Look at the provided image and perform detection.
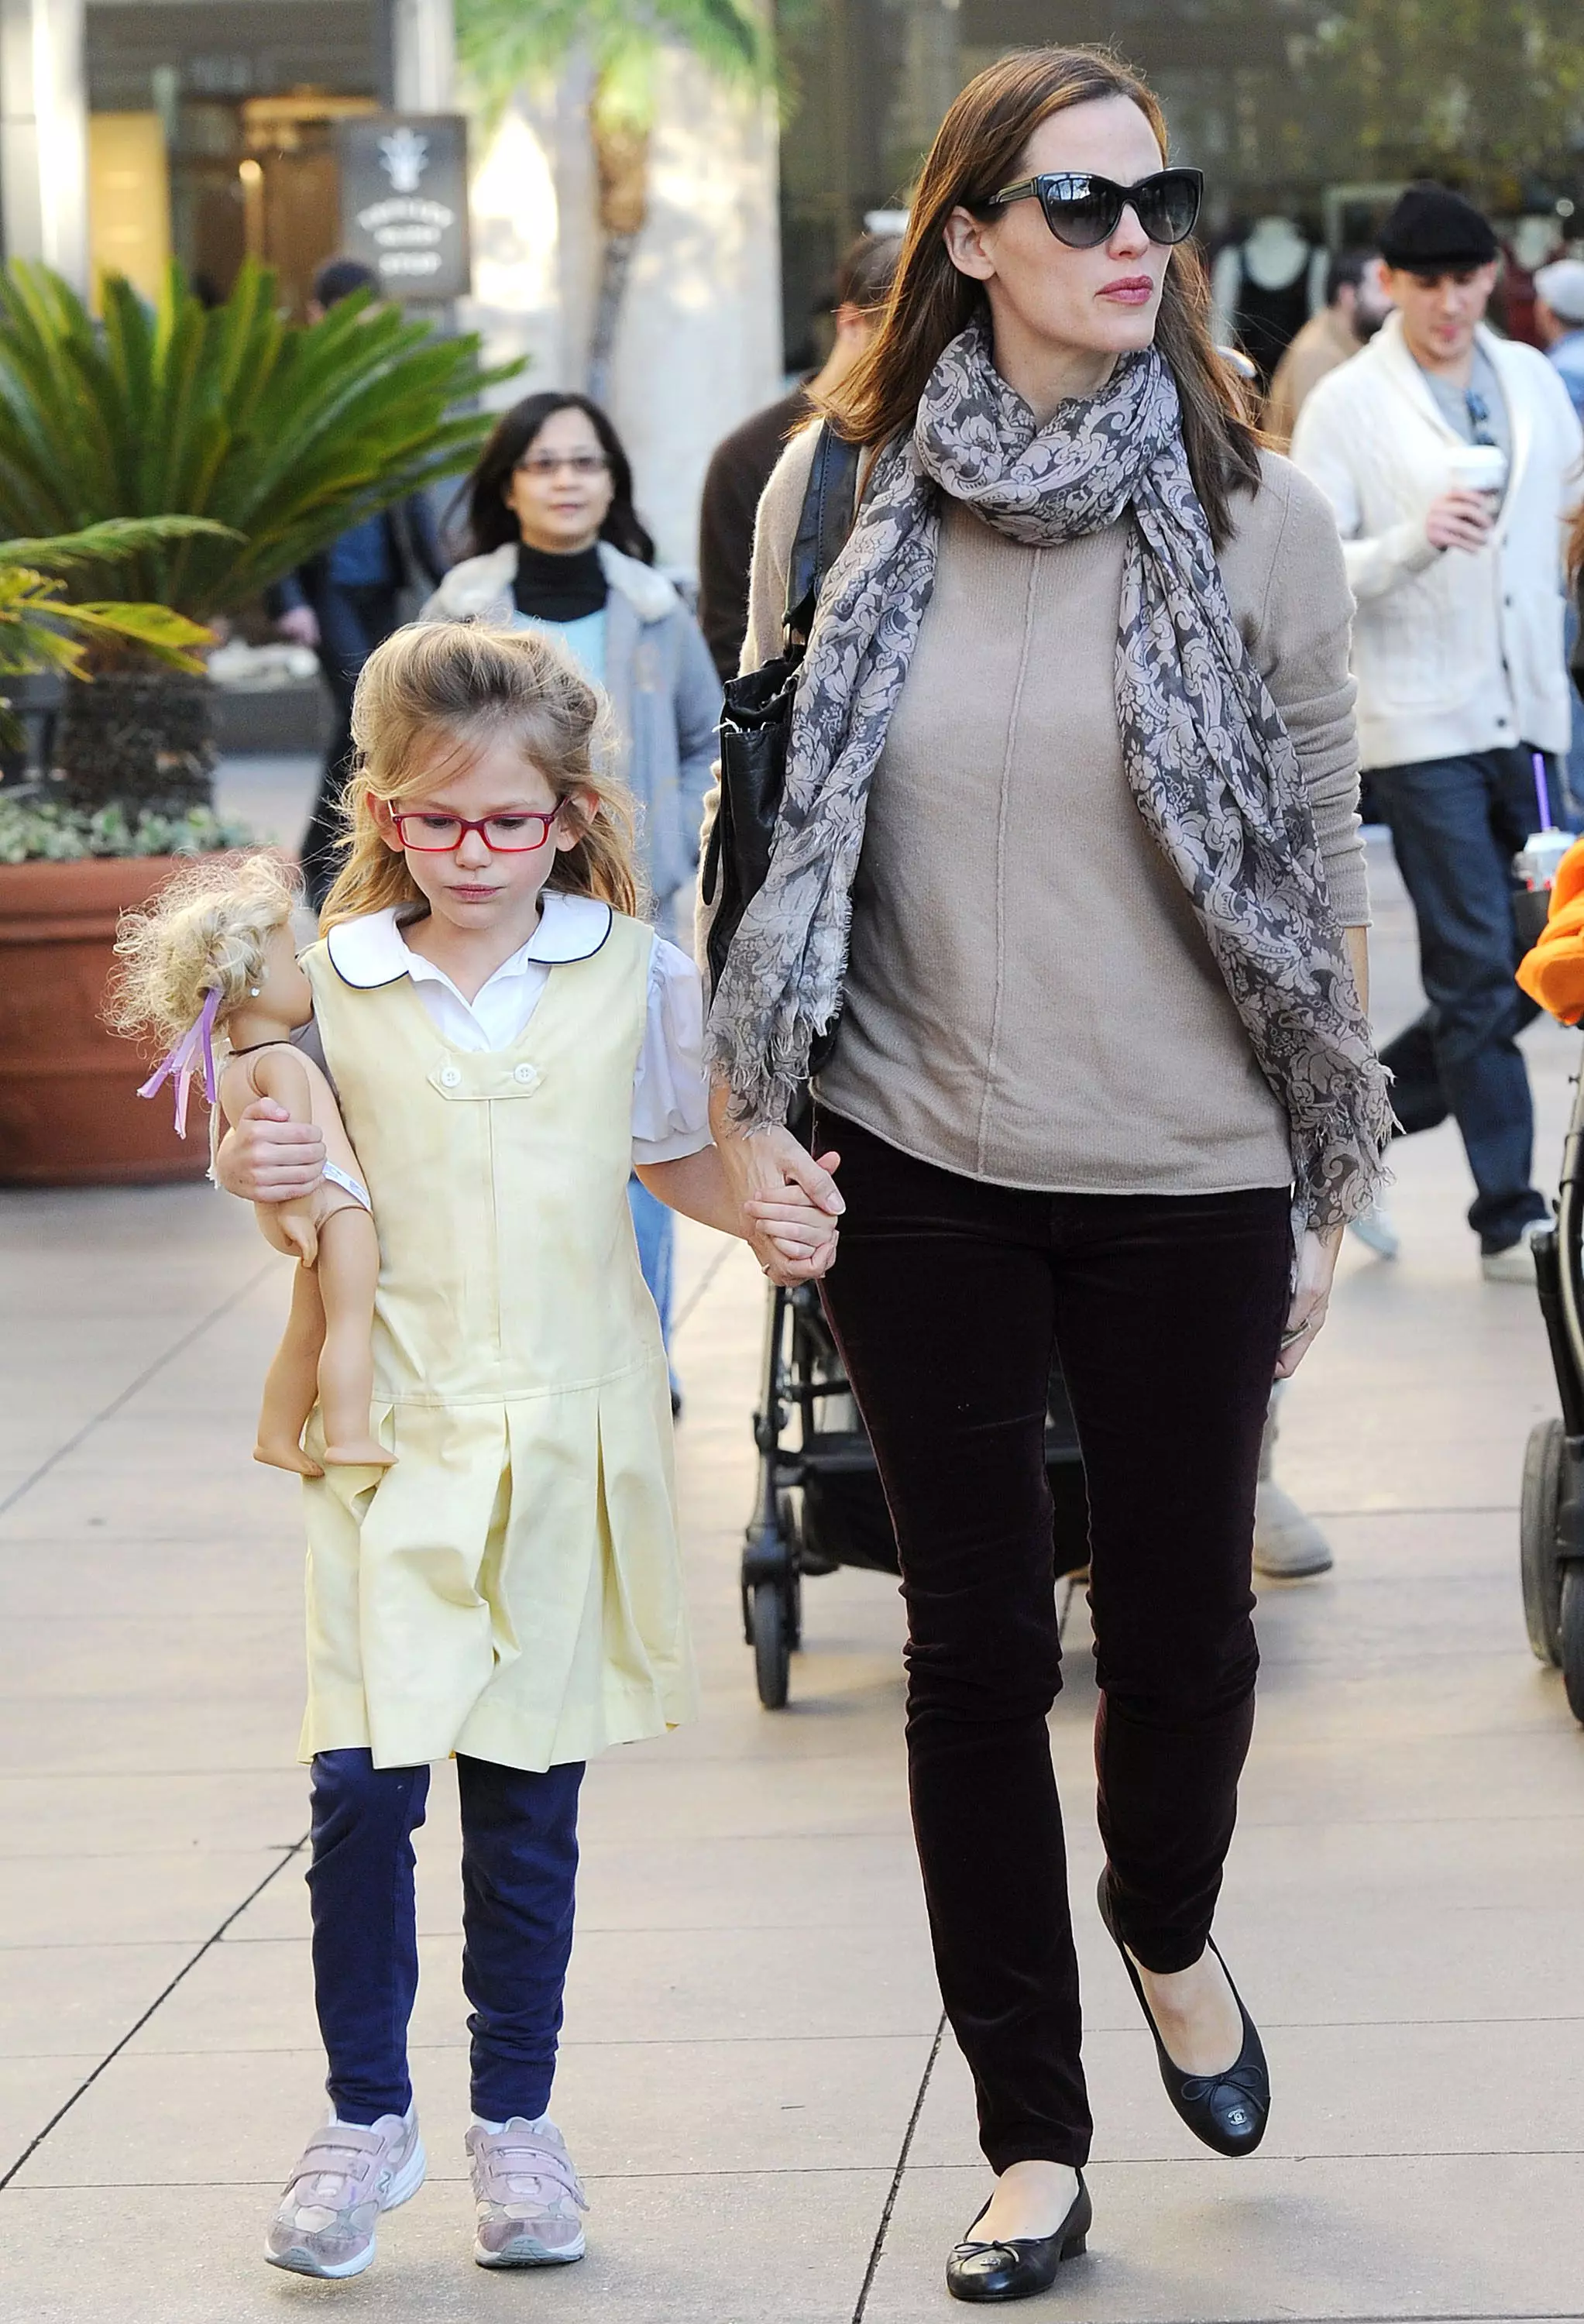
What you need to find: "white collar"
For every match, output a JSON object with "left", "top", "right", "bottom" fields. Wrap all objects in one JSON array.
[{"left": 326, "top": 893, "right": 614, "bottom": 989}]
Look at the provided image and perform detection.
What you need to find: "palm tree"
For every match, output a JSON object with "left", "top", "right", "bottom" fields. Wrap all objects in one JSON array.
[
  {"left": 0, "top": 260, "right": 519, "bottom": 824},
  {"left": 456, "top": 0, "right": 775, "bottom": 403}
]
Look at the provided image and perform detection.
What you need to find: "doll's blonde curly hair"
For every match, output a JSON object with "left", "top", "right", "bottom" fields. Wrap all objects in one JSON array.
[
  {"left": 321, "top": 621, "right": 645, "bottom": 928},
  {"left": 108, "top": 851, "right": 302, "bottom": 1057}
]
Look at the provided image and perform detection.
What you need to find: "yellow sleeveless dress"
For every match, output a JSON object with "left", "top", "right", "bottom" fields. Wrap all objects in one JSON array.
[{"left": 296, "top": 907, "right": 697, "bottom": 1772}]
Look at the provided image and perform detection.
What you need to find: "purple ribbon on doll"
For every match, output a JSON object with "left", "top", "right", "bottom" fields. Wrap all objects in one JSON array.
[{"left": 137, "top": 987, "right": 221, "bottom": 1137}]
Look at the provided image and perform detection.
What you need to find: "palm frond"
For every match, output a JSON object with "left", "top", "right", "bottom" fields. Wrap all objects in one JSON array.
[
  {"left": 0, "top": 517, "right": 238, "bottom": 572},
  {"left": 455, "top": 0, "right": 590, "bottom": 110},
  {"left": 650, "top": 0, "right": 772, "bottom": 86},
  {"left": 0, "top": 562, "right": 211, "bottom": 682},
  {"left": 54, "top": 602, "right": 213, "bottom": 671},
  {"left": 0, "top": 260, "right": 522, "bottom": 620},
  {"left": 456, "top": 0, "right": 773, "bottom": 120}
]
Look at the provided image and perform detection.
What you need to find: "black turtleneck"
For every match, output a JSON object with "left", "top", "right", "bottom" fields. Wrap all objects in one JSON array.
[{"left": 512, "top": 540, "right": 607, "bottom": 623}]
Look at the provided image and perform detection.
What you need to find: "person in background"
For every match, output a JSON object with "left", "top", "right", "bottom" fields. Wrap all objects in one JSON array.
[
  {"left": 1292, "top": 183, "right": 1584, "bottom": 1282},
  {"left": 1534, "top": 258, "right": 1584, "bottom": 422},
  {"left": 422, "top": 393, "right": 720, "bottom": 1405},
  {"left": 1263, "top": 249, "right": 1390, "bottom": 450},
  {"left": 696, "top": 230, "right": 902, "bottom": 680},
  {"left": 273, "top": 258, "right": 445, "bottom": 906},
  {"left": 1255, "top": 255, "right": 1396, "bottom": 1580},
  {"left": 1535, "top": 258, "right": 1584, "bottom": 823}
]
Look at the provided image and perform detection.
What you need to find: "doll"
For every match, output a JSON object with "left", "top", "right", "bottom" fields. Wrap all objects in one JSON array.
[{"left": 111, "top": 852, "right": 391, "bottom": 1476}]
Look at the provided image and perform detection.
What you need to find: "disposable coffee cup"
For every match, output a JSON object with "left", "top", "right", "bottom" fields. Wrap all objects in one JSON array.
[
  {"left": 1447, "top": 442, "right": 1508, "bottom": 499},
  {"left": 1515, "top": 828, "right": 1573, "bottom": 892},
  {"left": 1513, "top": 825, "right": 1573, "bottom": 946}
]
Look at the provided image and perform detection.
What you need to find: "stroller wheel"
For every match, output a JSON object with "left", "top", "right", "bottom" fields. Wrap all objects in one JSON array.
[
  {"left": 751, "top": 1581, "right": 792, "bottom": 1710},
  {"left": 777, "top": 1496, "right": 805, "bottom": 1649},
  {"left": 1520, "top": 1418, "right": 1565, "bottom": 1667},
  {"left": 1561, "top": 1570, "right": 1584, "bottom": 1724}
]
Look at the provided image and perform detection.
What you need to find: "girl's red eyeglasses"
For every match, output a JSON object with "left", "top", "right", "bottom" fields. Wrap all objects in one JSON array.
[{"left": 391, "top": 804, "right": 565, "bottom": 854}]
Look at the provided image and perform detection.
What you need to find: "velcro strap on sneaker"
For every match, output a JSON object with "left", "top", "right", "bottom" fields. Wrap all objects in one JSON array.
[
  {"left": 286, "top": 2124, "right": 387, "bottom": 2198},
  {"left": 485, "top": 2140, "right": 588, "bottom": 2212}
]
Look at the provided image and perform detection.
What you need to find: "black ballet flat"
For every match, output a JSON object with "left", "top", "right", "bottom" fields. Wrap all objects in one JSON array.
[
  {"left": 1097, "top": 1871, "right": 1270, "bottom": 2158},
  {"left": 945, "top": 2172, "right": 1091, "bottom": 2304}
]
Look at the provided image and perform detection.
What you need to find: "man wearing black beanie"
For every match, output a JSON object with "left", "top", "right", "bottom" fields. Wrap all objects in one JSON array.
[{"left": 1292, "top": 183, "right": 1583, "bottom": 1280}]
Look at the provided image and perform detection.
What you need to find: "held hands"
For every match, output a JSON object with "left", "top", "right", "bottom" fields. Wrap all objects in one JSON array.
[
  {"left": 215, "top": 1098, "right": 327, "bottom": 1203},
  {"left": 1424, "top": 489, "right": 1493, "bottom": 554},
  {"left": 745, "top": 1150, "right": 844, "bottom": 1284},
  {"left": 1275, "top": 1226, "right": 1343, "bottom": 1378},
  {"left": 710, "top": 1101, "right": 845, "bottom": 1287}
]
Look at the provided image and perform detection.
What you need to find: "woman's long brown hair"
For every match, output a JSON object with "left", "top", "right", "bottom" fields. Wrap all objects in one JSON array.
[{"left": 823, "top": 45, "right": 1261, "bottom": 548}]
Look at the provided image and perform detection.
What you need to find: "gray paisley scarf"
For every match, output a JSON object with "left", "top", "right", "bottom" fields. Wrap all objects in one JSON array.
[{"left": 706, "top": 317, "right": 1392, "bottom": 1232}]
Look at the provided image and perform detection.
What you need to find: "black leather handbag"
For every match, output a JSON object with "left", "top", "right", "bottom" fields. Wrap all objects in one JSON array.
[{"left": 701, "top": 425, "right": 862, "bottom": 1014}]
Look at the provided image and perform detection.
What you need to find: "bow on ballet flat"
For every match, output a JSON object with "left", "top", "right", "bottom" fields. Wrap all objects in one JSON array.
[{"left": 137, "top": 987, "right": 221, "bottom": 1137}]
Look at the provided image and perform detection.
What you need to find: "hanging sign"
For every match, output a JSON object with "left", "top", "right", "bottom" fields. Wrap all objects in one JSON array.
[{"left": 335, "top": 114, "right": 471, "bottom": 300}]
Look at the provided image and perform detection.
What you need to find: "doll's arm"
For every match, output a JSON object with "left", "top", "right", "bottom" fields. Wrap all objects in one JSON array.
[
  {"left": 237, "top": 1050, "right": 321, "bottom": 1265},
  {"left": 215, "top": 1100, "right": 327, "bottom": 1202}
]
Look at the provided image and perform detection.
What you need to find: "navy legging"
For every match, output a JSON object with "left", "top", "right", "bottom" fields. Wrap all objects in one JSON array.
[{"left": 306, "top": 1748, "right": 583, "bottom": 2126}]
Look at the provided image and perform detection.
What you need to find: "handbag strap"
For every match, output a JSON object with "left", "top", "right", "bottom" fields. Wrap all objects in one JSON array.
[{"left": 783, "top": 424, "right": 862, "bottom": 647}]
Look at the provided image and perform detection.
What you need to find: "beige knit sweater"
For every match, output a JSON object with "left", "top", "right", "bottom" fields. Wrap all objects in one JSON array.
[{"left": 733, "top": 425, "right": 1366, "bottom": 1195}]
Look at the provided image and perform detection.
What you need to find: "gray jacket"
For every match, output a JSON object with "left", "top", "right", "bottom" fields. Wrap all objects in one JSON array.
[{"left": 421, "top": 541, "right": 721, "bottom": 906}]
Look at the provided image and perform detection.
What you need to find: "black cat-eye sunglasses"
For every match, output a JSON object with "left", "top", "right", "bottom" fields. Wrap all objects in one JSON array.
[{"left": 988, "top": 167, "right": 1204, "bottom": 249}]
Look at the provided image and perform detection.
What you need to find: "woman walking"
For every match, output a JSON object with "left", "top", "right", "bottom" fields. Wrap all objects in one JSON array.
[
  {"left": 425, "top": 394, "right": 720, "bottom": 1387},
  {"left": 706, "top": 46, "right": 1390, "bottom": 2302}
]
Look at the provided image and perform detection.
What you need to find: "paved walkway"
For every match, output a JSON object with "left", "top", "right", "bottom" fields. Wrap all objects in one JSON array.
[{"left": 2, "top": 796, "right": 1583, "bottom": 2321}]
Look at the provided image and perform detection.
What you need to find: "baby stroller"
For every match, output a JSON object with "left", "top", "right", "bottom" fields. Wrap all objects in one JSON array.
[
  {"left": 740, "top": 1274, "right": 1092, "bottom": 1708},
  {"left": 1521, "top": 1047, "right": 1584, "bottom": 1721}
]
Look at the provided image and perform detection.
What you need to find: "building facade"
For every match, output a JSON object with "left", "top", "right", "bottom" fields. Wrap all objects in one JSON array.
[
  {"left": 0, "top": 2, "right": 455, "bottom": 317},
  {"left": 779, "top": 0, "right": 1584, "bottom": 369},
  {"left": 0, "top": 0, "right": 780, "bottom": 570}
]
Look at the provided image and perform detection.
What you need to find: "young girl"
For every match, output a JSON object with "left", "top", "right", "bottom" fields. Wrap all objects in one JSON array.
[{"left": 214, "top": 621, "right": 840, "bottom": 2281}]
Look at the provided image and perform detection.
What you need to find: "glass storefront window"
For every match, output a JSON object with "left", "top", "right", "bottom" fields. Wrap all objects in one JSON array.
[{"left": 84, "top": 1, "right": 385, "bottom": 314}]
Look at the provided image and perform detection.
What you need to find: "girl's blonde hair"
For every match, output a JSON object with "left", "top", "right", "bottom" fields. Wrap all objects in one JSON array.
[
  {"left": 108, "top": 851, "right": 301, "bottom": 1055},
  {"left": 321, "top": 622, "right": 644, "bottom": 929}
]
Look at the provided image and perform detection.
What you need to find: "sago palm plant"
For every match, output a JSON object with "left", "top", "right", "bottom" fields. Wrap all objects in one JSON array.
[
  {"left": 0, "top": 260, "right": 518, "bottom": 826},
  {"left": 0, "top": 517, "right": 222, "bottom": 731},
  {"left": 456, "top": 0, "right": 774, "bottom": 401},
  {"left": 0, "top": 516, "right": 239, "bottom": 862}
]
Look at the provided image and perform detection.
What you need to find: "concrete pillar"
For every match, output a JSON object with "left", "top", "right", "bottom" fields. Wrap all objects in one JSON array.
[
  {"left": 392, "top": 0, "right": 455, "bottom": 113},
  {"left": 0, "top": 0, "right": 88, "bottom": 288},
  {"left": 610, "top": 49, "right": 782, "bottom": 571},
  {"left": 461, "top": 45, "right": 782, "bottom": 574},
  {"left": 463, "top": 59, "right": 598, "bottom": 417}
]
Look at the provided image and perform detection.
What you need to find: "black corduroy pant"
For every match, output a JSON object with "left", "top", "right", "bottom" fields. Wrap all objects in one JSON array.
[{"left": 813, "top": 1110, "right": 1291, "bottom": 2171}]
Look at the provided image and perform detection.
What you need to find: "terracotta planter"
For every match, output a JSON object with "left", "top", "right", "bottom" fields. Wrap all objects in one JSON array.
[{"left": 0, "top": 855, "right": 209, "bottom": 1185}]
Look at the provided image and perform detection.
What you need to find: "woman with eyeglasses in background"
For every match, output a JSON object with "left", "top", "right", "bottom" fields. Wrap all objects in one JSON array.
[
  {"left": 426, "top": 394, "right": 722, "bottom": 1399},
  {"left": 703, "top": 45, "right": 1390, "bottom": 2299}
]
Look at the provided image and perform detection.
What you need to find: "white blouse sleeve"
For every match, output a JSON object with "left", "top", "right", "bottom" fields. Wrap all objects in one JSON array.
[{"left": 632, "top": 937, "right": 713, "bottom": 1164}]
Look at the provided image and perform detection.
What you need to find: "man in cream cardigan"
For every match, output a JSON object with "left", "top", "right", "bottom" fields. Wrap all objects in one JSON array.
[{"left": 1292, "top": 184, "right": 1583, "bottom": 1281}]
